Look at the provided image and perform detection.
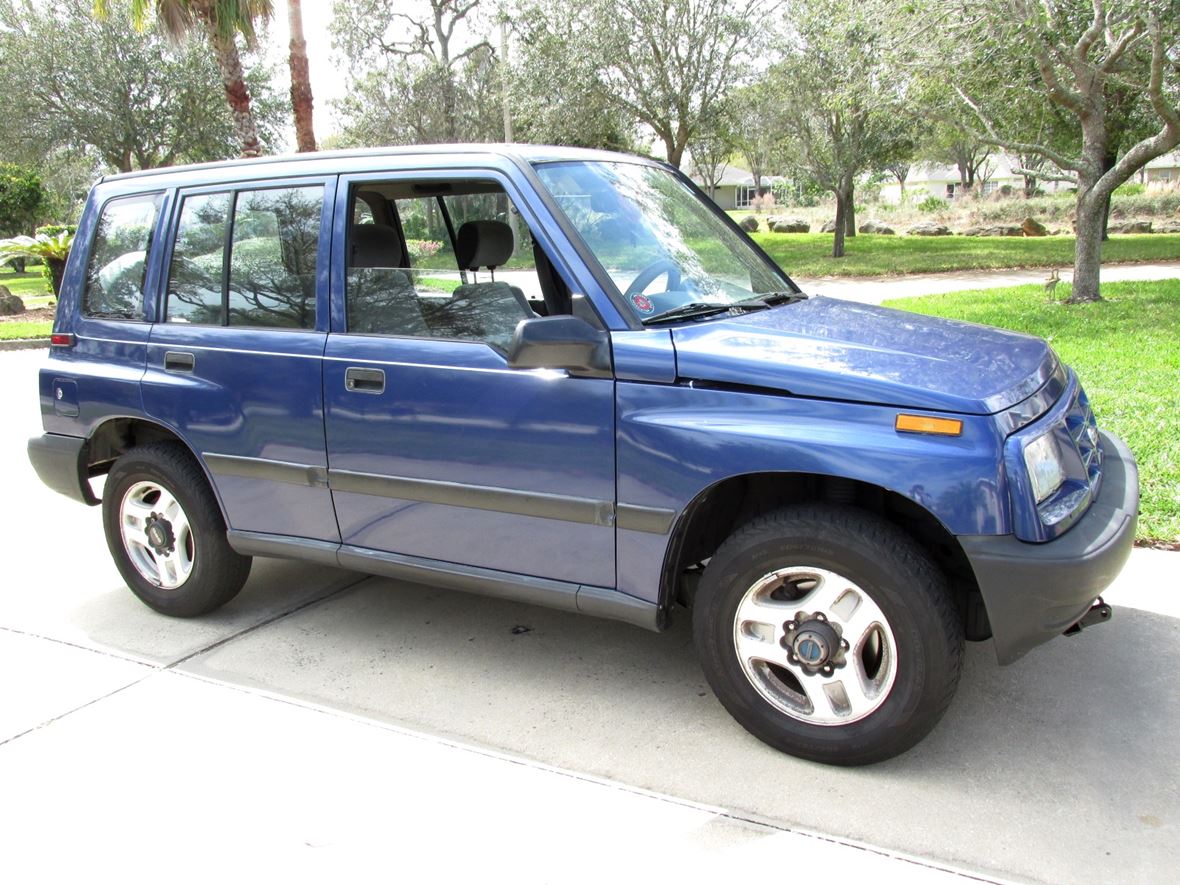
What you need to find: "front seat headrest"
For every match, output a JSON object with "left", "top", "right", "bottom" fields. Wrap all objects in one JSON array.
[
  {"left": 351, "top": 223, "right": 401, "bottom": 268},
  {"left": 456, "top": 220, "right": 515, "bottom": 271}
]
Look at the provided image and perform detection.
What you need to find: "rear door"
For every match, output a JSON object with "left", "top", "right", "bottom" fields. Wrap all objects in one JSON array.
[
  {"left": 141, "top": 176, "right": 339, "bottom": 543},
  {"left": 322, "top": 169, "right": 617, "bottom": 587}
]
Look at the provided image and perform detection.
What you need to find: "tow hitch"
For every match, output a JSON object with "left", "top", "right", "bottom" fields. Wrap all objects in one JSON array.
[{"left": 1064, "top": 597, "right": 1112, "bottom": 636}]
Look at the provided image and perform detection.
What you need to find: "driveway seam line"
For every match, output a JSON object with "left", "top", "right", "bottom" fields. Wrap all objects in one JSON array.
[
  {"left": 161, "top": 573, "right": 372, "bottom": 671},
  {"left": 0, "top": 574, "right": 371, "bottom": 748},
  {"left": 167, "top": 667, "right": 1011, "bottom": 885}
]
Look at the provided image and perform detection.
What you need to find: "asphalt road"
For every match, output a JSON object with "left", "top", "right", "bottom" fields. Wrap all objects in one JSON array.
[{"left": 2, "top": 348, "right": 1176, "bottom": 884}]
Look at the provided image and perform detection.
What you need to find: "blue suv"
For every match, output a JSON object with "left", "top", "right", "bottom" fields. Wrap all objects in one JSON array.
[{"left": 28, "top": 146, "right": 1138, "bottom": 764}]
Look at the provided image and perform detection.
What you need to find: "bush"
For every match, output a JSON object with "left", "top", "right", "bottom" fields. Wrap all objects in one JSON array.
[
  {"left": 917, "top": 195, "right": 949, "bottom": 213},
  {"left": 1114, "top": 182, "right": 1146, "bottom": 197}
]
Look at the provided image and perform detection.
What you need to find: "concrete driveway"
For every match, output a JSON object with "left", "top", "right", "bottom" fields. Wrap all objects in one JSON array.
[{"left": 2, "top": 348, "right": 1176, "bottom": 884}]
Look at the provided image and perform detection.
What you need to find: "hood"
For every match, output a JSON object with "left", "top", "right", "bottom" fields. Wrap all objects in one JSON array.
[{"left": 671, "top": 296, "right": 1057, "bottom": 414}]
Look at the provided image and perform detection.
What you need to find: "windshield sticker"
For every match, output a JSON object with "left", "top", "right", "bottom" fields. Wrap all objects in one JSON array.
[{"left": 631, "top": 294, "right": 654, "bottom": 313}]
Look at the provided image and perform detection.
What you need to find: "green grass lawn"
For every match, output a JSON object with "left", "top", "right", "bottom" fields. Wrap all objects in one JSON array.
[
  {"left": 0, "top": 267, "right": 52, "bottom": 300},
  {"left": 752, "top": 232, "right": 1180, "bottom": 278},
  {"left": 0, "top": 268, "right": 54, "bottom": 339},
  {"left": 886, "top": 279, "right": 1180, "bottom": 543}
]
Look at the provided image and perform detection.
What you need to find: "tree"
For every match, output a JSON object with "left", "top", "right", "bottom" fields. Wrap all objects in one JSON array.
[
  {"left": 768, "top": 0, "right": 914, "bottom": 257},
  {"left": 0, "top": 164, "right": 44, "bottom": 239},
  {"left": 333, "top": 0, "right": 495, "bottom": 144},
  {"left": 728, "top": 81, "right": 780, "bottom": 196},
  {"left": 927, "top": 0, "right": 1180, "bottom": 302},
  {"left": 97, "top": 0, "right": 275, "bottom": 159},
  {"left": 506, "top": 1, "right": 638, "bottom": 150},
  {"left": 516, "top": 0, "right": 764, "bottom": 168},
  {"left": 287, "top": 0, "right": 316, "bottom": 151},
  {"left": 688, "top": 116, "right": 736, "bottom": 200},
  {"left": 0, "top": 0, "right": 282, "bottom": 174}
]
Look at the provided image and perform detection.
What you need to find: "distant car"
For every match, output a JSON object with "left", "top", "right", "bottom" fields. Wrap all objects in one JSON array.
[{"left": 28, "top": 145, "right": 1137, "bottom": 764}]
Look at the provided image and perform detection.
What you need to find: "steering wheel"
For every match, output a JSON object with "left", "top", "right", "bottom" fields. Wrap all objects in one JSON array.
[{"left": 623, "top": 258, "right": 682, "bottom": 299}]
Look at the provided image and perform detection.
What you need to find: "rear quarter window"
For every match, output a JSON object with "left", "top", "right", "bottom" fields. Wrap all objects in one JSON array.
[{"left": 83, "top": 193, "right": 163, "bottom": 319}]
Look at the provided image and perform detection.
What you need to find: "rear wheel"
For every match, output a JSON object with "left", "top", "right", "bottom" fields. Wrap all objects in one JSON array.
[
  {"left": 693, "top": 504, "right": 963, "bottom": 765},
  {"left": 102, "top": 443, "right": 251, "bottom": 617}
]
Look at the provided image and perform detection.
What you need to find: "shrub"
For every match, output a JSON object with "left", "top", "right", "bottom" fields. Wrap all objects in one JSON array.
[
  {"left": 407, "top": 239, "right": 442, "bottom": 263},
  {"left": 1114, "top": 182, "right": 1145, "bottom": 197},
  {"left": 917, "top": 195, "right": 949, "bottom": 212}
]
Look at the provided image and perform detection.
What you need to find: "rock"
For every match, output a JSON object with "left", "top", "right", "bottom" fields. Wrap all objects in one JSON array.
[
  {"left": 858, "top": 220, "right": 894, "bottom": 235},
  {"left": 820, "top": 219, "right": 838, "bottom": 233},
  {"left": 0, "top": 287, "right": 24, "bottom": 316},
  {"left": 738, "top": 215, "right": 760, "bottom": 232},
  {"left": 1155, "top": 220, "right": 1180, "bottom": 233},
  {"left": 962, "top": 224, "right": 1023, "bottom": 237},
  {"left": 771, "top": 217, "right": 810, "bottom": 233},
  {"left": 1021, "top": 217, "right": 1049, "bottom": 237},
  {"left": 1108, "top": 219, "right": 1152, "bottom": 234},
  {"left": 907, "top": 222, "right": 952, "bottom": 237}
]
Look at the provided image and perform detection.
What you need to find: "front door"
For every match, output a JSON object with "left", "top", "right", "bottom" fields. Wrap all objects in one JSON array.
[{"left": 322, "top": 171, "right": 616, "bottom": 587}]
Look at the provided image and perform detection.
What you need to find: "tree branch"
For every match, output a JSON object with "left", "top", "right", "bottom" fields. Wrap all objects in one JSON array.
[{"left": 955, "top": 85, "right": 1083, "bottom": 172}]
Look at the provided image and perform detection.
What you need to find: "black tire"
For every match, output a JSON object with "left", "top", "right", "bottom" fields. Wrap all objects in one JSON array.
[
  {"left": 102, "top": 442, "right": 251, "bottom": 617},
  {"left": 693, "top": 504, "right": 964, "bottom": 766}
]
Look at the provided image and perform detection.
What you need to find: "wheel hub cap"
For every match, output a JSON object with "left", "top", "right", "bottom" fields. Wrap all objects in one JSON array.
[
  {"left": 145, "top": 515, "right": 174, "bottom": 554},
  {"left": 790, "top": 619, "right": 839, "bottom": 669}
]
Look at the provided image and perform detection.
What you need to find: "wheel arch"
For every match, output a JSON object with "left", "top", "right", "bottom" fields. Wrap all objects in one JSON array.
[
  {"left": 659, "top": 471, "right": 989, "bottom": 641},
  {"left": 84, "top": 416, "right": 228, "bottom": 522}
]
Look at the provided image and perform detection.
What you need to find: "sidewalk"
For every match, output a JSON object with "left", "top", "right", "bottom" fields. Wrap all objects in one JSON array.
[
  {"left": 797, "top": 260, "right": 1180, "bottom": 304},
  {"left": 0, "top": 635, "right": 993, "bottom": 884}
]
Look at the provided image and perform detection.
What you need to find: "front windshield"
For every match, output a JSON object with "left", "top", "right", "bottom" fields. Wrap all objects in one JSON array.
[{"left": 534, "top": 160, "right": 792, "bottom": 321}]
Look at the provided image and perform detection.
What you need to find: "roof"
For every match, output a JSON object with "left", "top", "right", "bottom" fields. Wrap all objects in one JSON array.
[
  {"left": 101, "top": 143, "right": 664, "bottom": 185},
  {"left": 691, "top": 164, "right": 786, "bottom": 188}
]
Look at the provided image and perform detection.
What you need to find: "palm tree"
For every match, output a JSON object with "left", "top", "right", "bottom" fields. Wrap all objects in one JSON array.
[
  {"left": 286, "top": 0, "right": 316, "bottom": 152},
  {"left": 95, "top": 1, "right": 273, "bottom": 159}
]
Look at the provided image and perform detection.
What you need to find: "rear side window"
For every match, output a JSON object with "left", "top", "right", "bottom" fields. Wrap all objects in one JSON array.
[
  {"left": 167, "top": 185, "right": 323, "bottom": 328},
  {"left": 84, "top": 193, "right": 162, "bottom": 319}
]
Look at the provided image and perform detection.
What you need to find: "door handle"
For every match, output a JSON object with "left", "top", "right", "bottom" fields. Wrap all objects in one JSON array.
[
  {"left": 164, "top": 351, "right": 195, "bottom": 373},
  {"left": 345, "top": 366, "right": 385, "bottom": 394}
]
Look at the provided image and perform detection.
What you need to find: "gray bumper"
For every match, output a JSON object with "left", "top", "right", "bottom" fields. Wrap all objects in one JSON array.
[
  {"left": 27, "top": 433, "right": 98, "bottom": 506},
  {"left": 959, "top": 431, "right": 1138, "bottom": 665}
]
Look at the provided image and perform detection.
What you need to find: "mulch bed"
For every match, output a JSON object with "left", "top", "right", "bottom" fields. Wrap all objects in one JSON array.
[{"left": 0, "top": 307, "right": 55, "bottom": 323}]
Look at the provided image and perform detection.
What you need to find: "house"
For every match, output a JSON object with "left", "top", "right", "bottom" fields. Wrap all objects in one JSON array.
[
  {"left": 690, "top": 164, "right": 788, "bottom": 210},
  {"left": 878, "top": 155, "right": 1043, "bottom": 203},
  {"left": 1141, "top": 151, "right": 1179, "bottom": 187}
]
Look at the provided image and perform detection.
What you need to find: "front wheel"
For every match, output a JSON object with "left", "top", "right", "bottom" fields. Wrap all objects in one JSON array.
[
  {"left": 102, "top": 442, "right": 251, "bottom": 617},
  {"left": 693, "top": 505, "right": 964, "bottom": 765}
]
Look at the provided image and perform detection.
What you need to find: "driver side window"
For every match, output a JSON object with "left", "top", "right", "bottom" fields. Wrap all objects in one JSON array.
[{"left": 343, "top": 180, "right": 598, "bottom": 348}]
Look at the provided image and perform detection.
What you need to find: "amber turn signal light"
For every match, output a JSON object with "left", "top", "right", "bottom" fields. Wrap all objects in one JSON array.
[{"left": 895, "top": 414, "right": 963, "bottom": 436}]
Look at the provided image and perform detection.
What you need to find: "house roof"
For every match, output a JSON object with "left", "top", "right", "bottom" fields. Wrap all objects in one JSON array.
[{"left": 691, "top": 164, "right": 785, "bottom": 188}]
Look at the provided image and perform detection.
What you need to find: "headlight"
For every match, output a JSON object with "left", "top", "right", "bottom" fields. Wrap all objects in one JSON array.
[{"left": 1023, "top": 432, "right": 1065, "bottom": 503}]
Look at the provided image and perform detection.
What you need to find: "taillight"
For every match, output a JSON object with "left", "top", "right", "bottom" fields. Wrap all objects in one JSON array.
[{"left": 50, "top": 333, "right": 76, "bottom": 347}]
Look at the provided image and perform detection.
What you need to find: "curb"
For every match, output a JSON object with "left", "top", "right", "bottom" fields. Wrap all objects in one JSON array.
[{"left": 0, "top": 338, "right": 49, "bottom": 352}]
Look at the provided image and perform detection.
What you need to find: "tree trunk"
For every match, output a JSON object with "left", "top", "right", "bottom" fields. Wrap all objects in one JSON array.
[
  {"left": 1098, "top": 150, "right": 1117, "bottom": 241},
  {"left": 832, "top": 189, "right": 847, "bottom": 258},
  {"left": 46, "top": 258, "right": 66, "bottom": 297},
  {"left": 1070, "top": 191, "right": 1104, "bottom": 304},
  {"left": 209, "top": 30, "right": 264, "bottom": 158},
  {"left": 844, "top": 180, "right": 856, "bottom": 237},
  {"left": 287, "top": 0, "right": 316, "bottom": 153}
]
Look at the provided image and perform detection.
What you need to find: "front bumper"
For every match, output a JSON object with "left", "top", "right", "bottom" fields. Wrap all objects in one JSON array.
[
  {"left": 28, "top": 433, "right": 98, "bottom": 506},
  {"left": 959, "top": 431, "right": 1138, "bottom": 664}
]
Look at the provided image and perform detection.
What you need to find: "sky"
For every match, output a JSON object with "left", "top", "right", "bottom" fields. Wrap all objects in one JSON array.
[{"left": 261, "top": 2, "right": 350, "bottom": 146}]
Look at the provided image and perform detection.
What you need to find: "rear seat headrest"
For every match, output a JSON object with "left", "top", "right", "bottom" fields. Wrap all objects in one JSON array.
[
  {"left": 351, "top": 223, "right": 401, "bottom": 268},
  {"left": 456, "top": 220, "right": 515, "bottom": 271}
]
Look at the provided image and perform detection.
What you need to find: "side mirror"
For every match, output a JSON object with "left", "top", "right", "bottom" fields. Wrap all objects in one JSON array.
[{"left": 506, "top": 315, "right": 612, "bottom": 377}]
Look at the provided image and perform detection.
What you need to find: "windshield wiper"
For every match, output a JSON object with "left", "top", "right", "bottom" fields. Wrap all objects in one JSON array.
[
  {"left": 640, "top": 301, "right": 736, "bottom": 325},
  {"left": 735, "top": 290, "right": 809, "bottom": 308}
]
